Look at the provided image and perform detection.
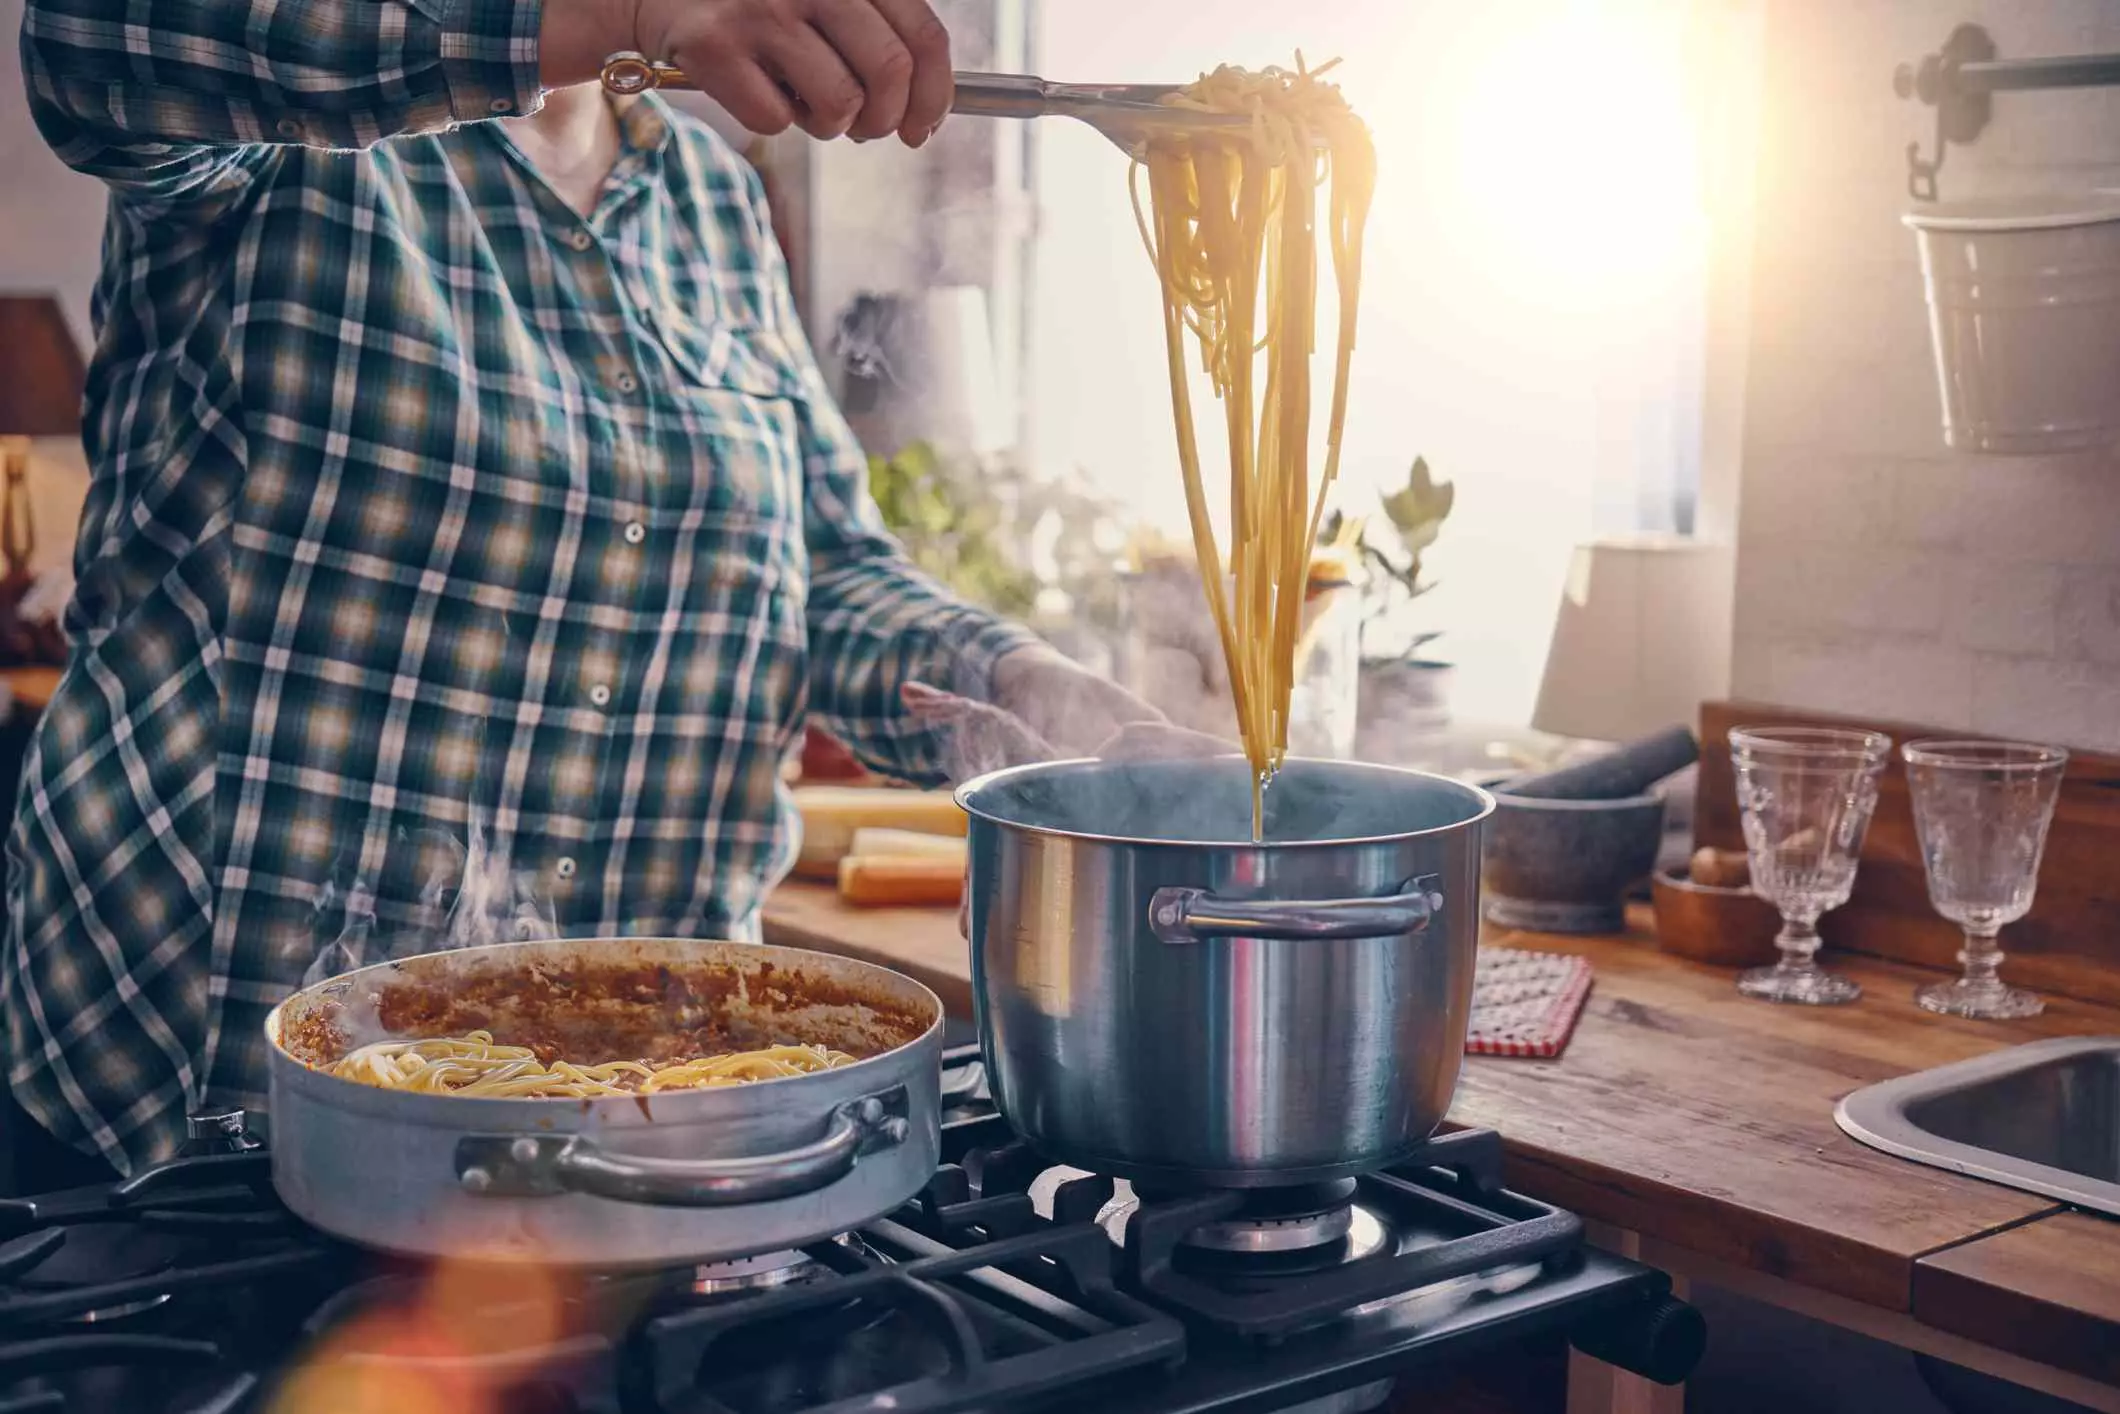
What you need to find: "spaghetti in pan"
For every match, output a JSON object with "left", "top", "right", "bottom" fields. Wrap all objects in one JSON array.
[{"left": 329, "top": 1031, "right": 856, "bottom": 1097}]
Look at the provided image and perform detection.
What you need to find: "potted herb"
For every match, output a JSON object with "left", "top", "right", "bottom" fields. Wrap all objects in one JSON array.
[
  {"left": 1321, "top": 456, "right": 1458, "bottom": 729},
  {"left": 801, "top": 441, "right": 1134, "bottom": 781}
]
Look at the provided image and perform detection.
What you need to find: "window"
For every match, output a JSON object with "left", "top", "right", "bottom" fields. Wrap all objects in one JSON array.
[{"left": 1022, "top": 0, "right": 1757, "bottom": 724}]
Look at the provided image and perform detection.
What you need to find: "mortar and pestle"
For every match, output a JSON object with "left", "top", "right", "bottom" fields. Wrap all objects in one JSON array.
[{"left": 1482, "top": 725, "right": 1698, "bottom": 934}]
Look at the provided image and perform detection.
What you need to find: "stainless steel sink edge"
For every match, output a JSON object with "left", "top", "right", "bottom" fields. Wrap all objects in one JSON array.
[{"left": 1833, "top": 1035, "right": 2120, "bottom": 1220}]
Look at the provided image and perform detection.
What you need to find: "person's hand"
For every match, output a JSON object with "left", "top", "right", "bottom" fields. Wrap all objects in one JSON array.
[
  {"left": 900, "top": 657, "right": 1231, "bottom": 941},
  {"left": 986, "top": 646, "right": 1183, "bottom": 758},
  {"left": 629, "top": 0, "right": 953, "bottom": 145}
]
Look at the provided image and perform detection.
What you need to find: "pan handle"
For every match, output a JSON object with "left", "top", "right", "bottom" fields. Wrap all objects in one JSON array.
[
  {"left": 1149, "top": 880, "right": 1443, "bottom": 943},
  {"left": 454, "top": 1089, "right": 911, "bottom": 1207}
]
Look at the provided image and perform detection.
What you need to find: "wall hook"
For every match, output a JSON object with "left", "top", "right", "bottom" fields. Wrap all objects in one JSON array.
[{"left": 1894, "top": 23, "right": 1997, "bottom": 203}]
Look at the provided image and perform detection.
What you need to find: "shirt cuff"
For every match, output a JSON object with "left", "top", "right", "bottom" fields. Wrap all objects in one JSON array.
[
  {"left": 930, "top": 610, "right": 1045, "bottom": 703},
  {"left": 436, "top": 0, "right": 547, "bottom": 124}
]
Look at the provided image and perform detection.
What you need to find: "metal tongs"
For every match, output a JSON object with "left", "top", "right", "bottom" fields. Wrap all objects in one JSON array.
[{"left": 598, "top": 55, "right": 1253, "bottom": 153}]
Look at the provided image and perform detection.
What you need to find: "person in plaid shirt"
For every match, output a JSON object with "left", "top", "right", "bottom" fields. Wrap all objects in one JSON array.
[{"left": 5, "top": 0, "right": 1171, "bottom": 1184}]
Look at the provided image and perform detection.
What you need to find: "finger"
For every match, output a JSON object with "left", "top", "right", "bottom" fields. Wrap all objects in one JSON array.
[
  {"left": 810, "top": 0, "right": 914, "bottom": 142},
  {"left": 762, "top": 22, "right": 865, "bottom": 140},
  {"left": 686, "top": 54, "right": 798, "bottom": 135},
  {"left": 901, "top": 682, "right": 1055, "bottom": 775},
  {"left": 866, "top": 0, "right": 953, "bottom": 143},
  {"left": 901, "top": 680, "right": 976, "bottom": 721}
]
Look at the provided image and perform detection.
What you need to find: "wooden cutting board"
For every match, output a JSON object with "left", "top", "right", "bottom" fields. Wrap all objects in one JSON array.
[{"left": 761, "top": 885, "right": 974, "bottom": 1019}]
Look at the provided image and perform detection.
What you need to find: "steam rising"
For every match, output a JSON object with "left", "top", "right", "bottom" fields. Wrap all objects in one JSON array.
[
  {"left": 301, "top": 739, "right": 557, "bottom": 992},
  {"left": 918, "top": 658, "right": 1485, "bottom": 845},
  {"left": 959, "top": 756, "right": 1456, "bottom": 846}
]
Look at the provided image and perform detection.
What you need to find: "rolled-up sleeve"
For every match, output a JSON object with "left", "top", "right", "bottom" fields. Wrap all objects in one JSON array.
[
  {"left": 20, "top": 0, "right": 544, "bottom": 207},
  {"left": 733, "top": 174, "right": 1040, "bottom": 784},
  {"left": 799, "top": 409, "right": 1042, "bottom": 784}
]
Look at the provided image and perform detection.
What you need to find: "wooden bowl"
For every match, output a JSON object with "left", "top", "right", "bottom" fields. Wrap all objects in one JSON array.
[{"left": 1650, "top": 867, "right": 1782, "bottom": 968}]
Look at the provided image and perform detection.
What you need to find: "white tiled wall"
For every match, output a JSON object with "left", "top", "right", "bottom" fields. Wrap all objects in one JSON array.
[{"left": 1734, "top": 0, "right": 2120, "bottom": 750}]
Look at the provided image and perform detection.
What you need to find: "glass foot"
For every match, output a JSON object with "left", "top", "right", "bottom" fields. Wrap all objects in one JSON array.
[
  {"left": 1737, "top": 963, "right": 1862, "bottom": 1006},
  {"left": 1916, "top": 977, "right": 2044, "bottom": 1020}
]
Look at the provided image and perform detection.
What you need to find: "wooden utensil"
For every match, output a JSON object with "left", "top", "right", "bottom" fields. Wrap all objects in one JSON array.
[{"left": 1651, "top": 868, "right": 1782, "bottom": 968}]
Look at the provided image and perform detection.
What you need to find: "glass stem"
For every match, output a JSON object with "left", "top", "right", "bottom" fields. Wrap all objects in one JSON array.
[
  {"left": 1959, "top": 927, "right": 2004, "bottom": 990},
  {"left": 1775, "top": 915, "right": 1824, "bottom": 974}
]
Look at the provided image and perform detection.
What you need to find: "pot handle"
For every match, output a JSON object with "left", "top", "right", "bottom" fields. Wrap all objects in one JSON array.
[
  {"left": 1149, "top": 880, "right": 1443, "bottom": 943},
  {"left": 454, "top": 1088, "right": 911, "bottom": 1207}
]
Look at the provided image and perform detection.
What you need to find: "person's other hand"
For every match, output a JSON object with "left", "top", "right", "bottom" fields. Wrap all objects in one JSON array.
[
  {"left": 630, "top": 0, "right": 954, "bottom": 145},
  {"left": 901, "top": 662, "right": 1233, "bottom": 940},
  {"left": 986, "top": 646, "right": 1178, "bottom": 759}
]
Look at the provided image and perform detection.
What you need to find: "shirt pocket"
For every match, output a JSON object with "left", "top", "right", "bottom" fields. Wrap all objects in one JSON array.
[{"left": 641, "top": 310, "right": 816, "bottom": 534}]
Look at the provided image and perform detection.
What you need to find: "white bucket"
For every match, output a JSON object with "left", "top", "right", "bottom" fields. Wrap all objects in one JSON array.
[{"left": 1906, "top": 195, "right": 2120, "bottom": 455}]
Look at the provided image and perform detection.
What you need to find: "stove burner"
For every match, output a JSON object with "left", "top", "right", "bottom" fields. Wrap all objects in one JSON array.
[
  {"left": 1175, "top": 1181, "right": 1359, "bottom": 1256},
  {"left": 17, "top": 1227, "right": 192, "bottom": 1325},
  {"left": 686, "top": 1248, "right": 822, "bottom": 1296}
]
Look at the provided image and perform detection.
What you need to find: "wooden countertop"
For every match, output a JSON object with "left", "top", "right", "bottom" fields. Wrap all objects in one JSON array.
[
  {"left": 759, "top": 880, "right": 2120, "bottom": 1376},
  {"left": 1915, "top": 1212, "right": 2120, "bottom": 1387},
  {"left": 0, "top": 666, "right": 59, "bottom": 714}
]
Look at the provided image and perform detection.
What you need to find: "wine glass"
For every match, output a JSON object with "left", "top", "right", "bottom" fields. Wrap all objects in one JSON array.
[
  {"left": 1902, "top": 740, "right": 2068, "bottom": 1020},
  {"left": 1729, "top": 726, "right": 1893, "bottom": 1005}
]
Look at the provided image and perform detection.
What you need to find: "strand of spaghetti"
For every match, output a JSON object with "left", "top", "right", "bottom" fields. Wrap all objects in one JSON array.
[
  {"left": 1133, "top": 60, "right": 1373, "bottom": 834},
  {"left": 1152, "top": 162, "right": 1252, "bottom": 751},
  {"left": 326, "top": 1031, "right": 857, "bottom": 1097}
]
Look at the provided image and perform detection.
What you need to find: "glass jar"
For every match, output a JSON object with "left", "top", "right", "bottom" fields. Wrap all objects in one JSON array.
[{"left": 1288, "top": 579, "right": 1360, "bottom": 760}]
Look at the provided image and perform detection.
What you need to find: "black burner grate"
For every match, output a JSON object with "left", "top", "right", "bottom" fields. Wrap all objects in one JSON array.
[
  {"left": 627, "top": 1220, "right": 1183, "bottom": 1414},
  {"left": 0, "top": 1054, "right": 1700, "bottom": 1414}
]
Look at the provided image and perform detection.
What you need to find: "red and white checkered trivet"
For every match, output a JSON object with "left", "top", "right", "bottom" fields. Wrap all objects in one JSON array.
[{"left": 1465, "top": 947, "right": 1595, "bottom": 1059}]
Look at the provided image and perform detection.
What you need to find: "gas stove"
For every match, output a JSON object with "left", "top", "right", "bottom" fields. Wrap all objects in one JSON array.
[{"left": 0, "top": 1046, "right": 1701, "bottom": 1413}]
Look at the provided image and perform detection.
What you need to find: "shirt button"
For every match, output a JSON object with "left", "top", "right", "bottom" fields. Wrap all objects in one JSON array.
[
  {"left": 490, "top": 97, "right": 515, "bottom": 114},
  {"left": 589, "top": 684, "right": 613, "bottom": 708},
  {"left": 613, "top": 369, "right": 639, "bottom": 395},
  {"left": 567, "top": 228, "right": 594, "bottom": 252},
  {"left": 623, "top": 521, "right": 646, "bottom": 545},
  {"left": 276, "top": 118, "right": 302, "bottom": 138},
  {"left": 555, "top": 856, "right": 577, "bottom": 880}
]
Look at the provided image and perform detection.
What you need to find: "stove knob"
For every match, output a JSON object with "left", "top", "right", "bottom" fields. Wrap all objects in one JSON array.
[{"left": 1571, "top": 1295, "right": 1706, "bottom": 1386}]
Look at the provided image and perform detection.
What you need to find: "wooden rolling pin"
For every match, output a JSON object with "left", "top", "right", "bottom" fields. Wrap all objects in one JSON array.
[
  {"left": 793, "top": 786, "right": 966, "bottom": 880},
  {"left": 838, "top": 855, "right": 964, "bottom": 908}
]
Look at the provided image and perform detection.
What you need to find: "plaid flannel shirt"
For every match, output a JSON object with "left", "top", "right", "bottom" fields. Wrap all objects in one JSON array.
[{"left": 7, "top": 0, "right": 1034, "bottom": 1174}]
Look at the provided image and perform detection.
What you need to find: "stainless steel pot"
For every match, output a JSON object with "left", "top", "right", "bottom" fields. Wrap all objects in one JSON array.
[
  {"left": 265, "top": 937, "right": 943, "bottom": 1267},
  {"left": 958, "top": 757, "right": 1493, "bottom": 1188}
]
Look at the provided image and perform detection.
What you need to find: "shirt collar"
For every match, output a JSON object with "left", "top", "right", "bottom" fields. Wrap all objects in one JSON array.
[{"left": 613, "top": 93, "right": 675, "bottom": 159}]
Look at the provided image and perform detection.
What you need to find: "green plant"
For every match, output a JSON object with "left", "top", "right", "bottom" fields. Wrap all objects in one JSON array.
[
  {"left": 866, "top": 441, "right": 1131, "bottom": 630},
  {"left": 867, "top": 442, "right": 1040, "bottom": 618},
  {"left": 1320, "top": 456, "right": 1456, "bottom": 662}
]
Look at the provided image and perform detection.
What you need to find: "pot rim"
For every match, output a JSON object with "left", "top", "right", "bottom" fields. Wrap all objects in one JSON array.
[
  {"left": 264, "top": 936, "right": 945, "bottom": 1125},
  {"left": 954, "top": 755, "right": 1497, "bottom": 849}
]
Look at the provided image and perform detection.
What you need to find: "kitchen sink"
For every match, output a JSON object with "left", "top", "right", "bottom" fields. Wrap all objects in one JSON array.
[{"left": 1834, "top": 1036, "right": 2120, "bottom": 1217}]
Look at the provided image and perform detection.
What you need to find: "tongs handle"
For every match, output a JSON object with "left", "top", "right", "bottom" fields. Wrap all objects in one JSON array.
[{"left": 598, "top": 53, "right": 1192, "bottom": 122}]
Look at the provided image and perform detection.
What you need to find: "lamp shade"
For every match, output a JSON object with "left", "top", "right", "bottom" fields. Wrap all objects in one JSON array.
[
  {"left": 0, "top": 296, "right": 85, "bottom": 438},
  {"left": 1532, "top": 534, "right": 1733, "bottom": 744}
]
